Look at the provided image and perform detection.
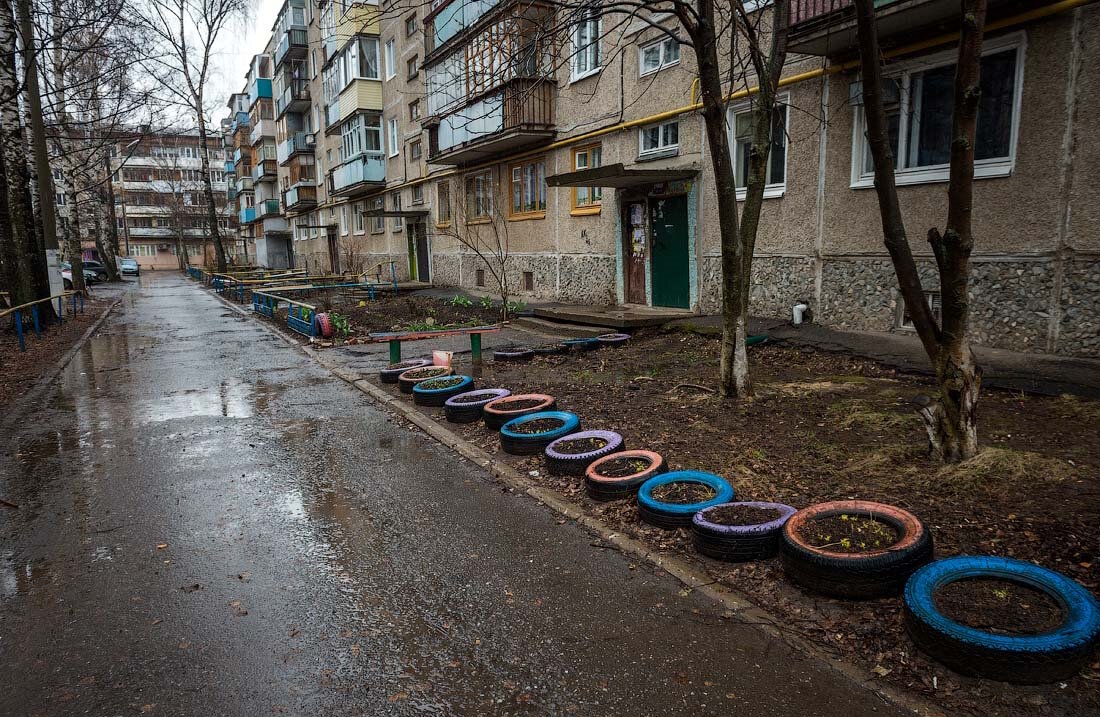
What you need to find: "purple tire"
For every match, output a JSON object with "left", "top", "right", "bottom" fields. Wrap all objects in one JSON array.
[
  {"left": 543, "top": 430, "right": 625, "bottom": 476},
  {"left": 597, "top": 333, "right": 631, "bottom": 345},
  {"left": 692, "top": 502, "right": 798, "bottom": 562},
  {"left": 379, "top": 358, "right": 432, "bottom": 384},
  {"left": 444, "top": 388, "right": 511, "bottom": 424}
]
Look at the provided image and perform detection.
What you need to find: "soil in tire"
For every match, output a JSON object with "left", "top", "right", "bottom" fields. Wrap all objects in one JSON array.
[
  {"left": 510, "top": 418, "right": 564, "bottom": 435},
  {"left": 706, "top": 505, "right": 781, "bottom": 526},
  {"left": 651, "top": 482, "right": 716, "bottom": 504},
  {"left": 553, "top": 437, "right": 608, "bottom": 454},
  {"left": 451, "top": 393, "right": 492, "bottom": 404},
  {"left": 934, "top": 578, "right": 1065, "bottom": 636},
  {"left": 796, "top": 514, "right": 900, "bottom": 554},
  {"left": 418, "top": 377, "right": 464, "bottom": 390},
  {"left": 597, "top": 456, "right": 653, "bottom": 478},
  {"left": 493, "top": 398, "right": 545, "bottom": 411}
]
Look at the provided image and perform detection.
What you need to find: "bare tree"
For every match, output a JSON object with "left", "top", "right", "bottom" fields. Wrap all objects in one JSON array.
[
  {"left": 138, "top": 0, "right": 250, "bottom": 274},
  {"left": 853, "top": 0, "right": 986, "bottom": 461}
]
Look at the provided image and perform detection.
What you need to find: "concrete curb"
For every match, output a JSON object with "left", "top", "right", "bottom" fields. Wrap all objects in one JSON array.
[
  {"left": 2, "top": 294, "right": 125, "bottom": 435},
  {"left": 209, "top": 284, "right": 943, "bottom": 717}
]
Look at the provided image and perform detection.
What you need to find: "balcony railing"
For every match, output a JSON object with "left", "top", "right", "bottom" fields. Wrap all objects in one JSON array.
[
  {"left": 283, "top": 185, "right": 318, "bottom": 209},
  {"left": 236, "top": 176, "right": 254, "bottom": 193},
  {"left": 229, "top": 111, "right": 250, "bottom": 133},
  {"left": 275, "top": 81, "right": 310, "bottom": 117},
  {"left": 257, "top": 198, "right": 281, "bottom": 218},
  {"left": 791, "top": 0, "right": 853, "bottom": 24},
  {"left": 276, "top": 132, "right": 313, "bottom": 164},
  {"left": 239, "top": 207, "right": 256, "bottom": 224},
  {"left": 251, "top": 159, "right": 277, "bottom": 182},
  {"left": 331, "top": 152, "right": 385, "bottom": 195},
  {"left": 249, "top": 118, "right": 275, "bottom": 145},
  {"left": 275, "top": 28, "right": 308, "bottom": 67},
  {"left": 430, "top": 78, "right": 553, "bottom": 163},
  {"left": 249, "top": 78, "right": 273, "bottom": 106},
  {"left": 425, "top": 0, "right": 503, "bottom": 56}
]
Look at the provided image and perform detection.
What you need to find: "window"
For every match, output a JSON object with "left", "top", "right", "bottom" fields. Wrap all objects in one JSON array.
[
  {"left": 465, "top": 170, "right": 494, "bottom": 220},
  {"left": 387, "top": 118, "right": 399, "bottom": 157},
  {"left": 409, "top": 99, "right": 420, "bottom": 121},
  {"left": 341, "top": 113, "right": 381, "bottom": 161},
  {"left": 55, "top": 192, "right": 66, "bottom": 206},
  {"left": 370, "top": 197, "right": 384, "bottom": 233},
  {"left": 523, "top": 271, "right": 534, "bottom": 291},
  {"left": 405, "top": 15, "right": 417, "bottom": 37},
  {"left": 412, "top": 184, "right": 424, "bottom": 204},
  {"left": 340, "top": 204, "right": 348, "bottom": 235},
  {"left": 729, "top": 97, "right": 788, "bottom": 200},
  {"left": 410, "top": 139, "right": 422, "bottom": 161},
  {"left": 436, "top": 181, "right": 451, "bottom": 226},
  {"left": 571, "top": 143, "right": 602, "bottom": 213},
  {"left": 571, "top": 8, "right": 602, "bottom": 81},
  {"left": 639, "top": 37, "right": 679, "bottom": 76},
  {"left": 357, "top": 37, "right": 380, "bottom": 79},
  {"left": 639, "top": 120, "right": 679, "bottom": 157},
  {"left": 354, "top": 202, "right": 364, "bottom": 233},
  {"left": 852, "top": 39, "right": 1022, "bottom": 187},
  {"left": 898, "top": 290, "right": 942, "bottom": 330},
  {"left": 509, "top": 158, "right": 546, "bottom": 218},
  {"left": 407, "top": 56, "right": 418, "bottom": 80},
  {"left": 476, "top": 269, "right": 485, "bottom": 287},
  {"left": 391, "top": 192, "right": 403, "bottom": 230},
  {"left": 130, "top": 244, "right": 157, "bottom": 257},
  {"left": 384, "top": 39, "right": 395, "bottom": 80}
]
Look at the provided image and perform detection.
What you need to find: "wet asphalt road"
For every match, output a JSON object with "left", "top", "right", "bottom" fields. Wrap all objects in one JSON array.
[{"left": 0, "top": 273, "right": 907, "bottom": 716}]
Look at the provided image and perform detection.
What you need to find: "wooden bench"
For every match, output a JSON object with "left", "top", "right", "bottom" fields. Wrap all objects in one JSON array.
[{"left": 367, "top": 325, "right": 502, "bottom": 363}]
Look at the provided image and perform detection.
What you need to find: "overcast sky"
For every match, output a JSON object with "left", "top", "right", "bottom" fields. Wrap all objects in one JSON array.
[{"left": 209, "top": 0, "right": 282, "bottom": 121}]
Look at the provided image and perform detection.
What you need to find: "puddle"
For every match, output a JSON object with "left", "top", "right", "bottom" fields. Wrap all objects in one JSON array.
[{"left": 0, "top": 553, "right": 54, "bottom": 598}]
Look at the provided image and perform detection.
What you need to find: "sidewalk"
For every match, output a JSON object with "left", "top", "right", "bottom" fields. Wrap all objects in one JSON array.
[{"left": 666, "top": 314, "right": 1100, "bottom": 398}]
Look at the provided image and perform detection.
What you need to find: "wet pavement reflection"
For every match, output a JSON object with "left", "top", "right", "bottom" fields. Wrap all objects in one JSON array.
[{"left": 0, "top": 273, "right": 904, "bottom": 716}]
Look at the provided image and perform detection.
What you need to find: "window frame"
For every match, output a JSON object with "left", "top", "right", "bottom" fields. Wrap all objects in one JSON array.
[
  {"left": 465, "top": 169, "right": 494, "bottom": 223},
  {"left": 391, "top": 192, "right": 403, "bottom": 231},
  {"left": 570, "top": 10, "right": 602, "bottom": 82},
  {"left": 638, "top": 120, "right": 679, "bottom": 159},
  {"left": 638, "top": 36, "right": 680, "bottom": 77},
  {"left": 387, "top": 118, "right": 399, "bottom": 158},
  {"left": 384, "top": 38, "right": 396, "bottom": 80},
  {"left": 508, "top": 157, "right": 547, "bottom": 220},
  {"left": 405, "top": 14, "right": 417, "bottom": 38},
  {"left": 407, "top": 55, "right": 418, "bottom": 80},
  {"left": 570, "top": 143, "right": 602, "bottom": 215},
  {"left": 436, "top": 180, "right": 452, "bottom": 227},
  {"left": 369, "top": 196, "right": 385, "bottom": 233},
  {"left": 354, "top": 201, "right": 365, "bottom": 233},
  {"left": 409, "top": 139, "right": 422, "bottom": 161},
  {"left": 850, "top": 33, "right": 1025, "bottom": 189},
  {"left": 408, "top": 99, "right": 420, "bottom": 121},
  {"left": 728, "top": 93, "right": 789, "bottom": 201}
]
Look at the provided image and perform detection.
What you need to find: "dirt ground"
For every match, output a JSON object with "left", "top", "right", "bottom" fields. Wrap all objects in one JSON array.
[
  {"left": 0, "top": 293, "right": 117, "bottom": 407},
  {"left": 265, "top": 291, "right": 502, "bottom": 336},
  {"left": 380, "top": 330, "right": 1100, "bottom": 717}
]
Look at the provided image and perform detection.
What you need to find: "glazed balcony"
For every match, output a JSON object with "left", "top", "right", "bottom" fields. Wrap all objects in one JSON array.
[
  {"left": 283, "top": 185, "right": 317, "bottom": 211},
  {"left": 284, "top": 155, "right": 316, "bottom": 186},
  {"left": 425, "top": 0, "right": 502, "bottom": 57},
  {"left": 275, "top": 28, "right": 307, "bottom": 68},
  {"left": 331, "top": 152, "right": 385, "bottom": 197},
  {"left": 428, "top": 78, "right": 554, "bottom": 165},
  {"left": 788, "top": 0, "right": 1014, "bottom": 55}
]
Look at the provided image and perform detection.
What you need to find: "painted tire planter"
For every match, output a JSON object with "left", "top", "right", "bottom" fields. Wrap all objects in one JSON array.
[
  {"left": 564, "top": 337, "right": 600, "bottom": 352},
  {"left": 412, "top": 375, "right": 474, "bottom": 407},
  {"left": 637, "top": 471, "right": 734, "bottom": 530},
  {"left": 543, "top": 430, "right": 624, "bottom": 476},
  {"left": 692, "top": 502, "right": 798, "bottom": 562},
  {"left": 444, "top": 388, "right": 511, "bottom": 424},
  {"left": 596, "top": 333, "right": 631, "bottom": 346},
  {"left": 397, "top": 366, "right": 454, "bottom": 395},
  {"left": 313, "top": 312, "right": 334, "bottom": 338},
  {"left": 780, "top": 500, "right": 933, "bottom": 599},
  {"left": 483, "top": 393, "right": 556, "bottom": 430},
  {"left": 380, "top": 358, "right": 432, "bottom": 384},
  {"left": 584, "top": 450, "right": 667, "bottom": 501},
  {"left": 493, "top": 346, "right": 535, "bottom": 362},
  {"left": 904, "top": 556, "right": 1100, "bottom": 684},
  {"left": 499, "top": 411, "right": 581, "bottom": 456},
  {"left": 532, "top": 342, "right": 569, "bottom": 356}
]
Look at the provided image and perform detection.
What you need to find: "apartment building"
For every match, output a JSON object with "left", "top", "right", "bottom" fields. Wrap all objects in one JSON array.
[
  {"left": 60, "top": 128, "right": 237, "bottom": 271},
  {"left": 228, "top": 0, "right": 1100, "bottom": 358}
]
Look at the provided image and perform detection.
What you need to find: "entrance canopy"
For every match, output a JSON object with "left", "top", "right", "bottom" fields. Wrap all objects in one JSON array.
[{"left": 545, "top": 163, "right": 697, "bottom": 189}]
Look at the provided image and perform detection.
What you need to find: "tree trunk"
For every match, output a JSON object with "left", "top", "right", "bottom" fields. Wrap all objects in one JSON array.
[
  {"left": 51, "top": 0, "right": 84, "bottom": 293},
  {"left": 103, "top": 152, "right": 125, "bottom": 279},
  {"left": 195, "top": 106, "right": 227, "bottom": 272}
]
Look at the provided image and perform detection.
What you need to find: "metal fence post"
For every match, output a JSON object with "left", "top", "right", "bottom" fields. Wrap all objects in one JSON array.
[
  {"left": 32, "top": 305, "right": 40, "bottom": 338},
  {"left": 15, "top": 310, "right": 24, "bottom": 351}
]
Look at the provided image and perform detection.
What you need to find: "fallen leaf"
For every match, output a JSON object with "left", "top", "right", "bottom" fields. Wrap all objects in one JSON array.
[
  {"left": 387, "top": 692, "right": 409, "bottom": 703},
  {"left": 156, "top": 544, "right": 168, "bottom": 550},
  {"left": 872, "top": 665, "right": 892, "bottom": 678},
  {"left": 141, "top": 704, "right": 156, "bottom": 713}
]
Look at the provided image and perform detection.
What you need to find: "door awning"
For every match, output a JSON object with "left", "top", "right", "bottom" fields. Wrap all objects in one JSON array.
[
  {"left": 545, "top": 163, "right": 697, "bottom": 189},
  {"left": 363, "top": 209, "right": 430, "bottom": 218}
]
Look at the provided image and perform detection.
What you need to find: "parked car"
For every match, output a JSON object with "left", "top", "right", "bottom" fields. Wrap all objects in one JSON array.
[
  {"left": 80, "top": 260, "right": 110, "bottom": 282},
  {"left": 59, "top": 262, "right": 101, "bottom": 290},
  {"left": 118, "top": 258, "right": 140, "bottom": 276}
]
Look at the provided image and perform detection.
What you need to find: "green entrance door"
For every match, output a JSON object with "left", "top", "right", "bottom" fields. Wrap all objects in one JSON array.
[{"left": 649, "top": 195, "right": 690, "bottom": 309}]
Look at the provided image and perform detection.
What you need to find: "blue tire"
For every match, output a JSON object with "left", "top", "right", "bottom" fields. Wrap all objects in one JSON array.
[
  {"left": 637, "top": 471, "right": 734, "bottom": 530},
  {"left": 564, "top": 337, "right": 600, "bottom": 352},
  {"left": 500, "top": 411, "right": 581, "bottom": 455},
  {"left": 412, "top": 375, "right": 474, "bottom": 407},
  {"left": 904, "top": 556, "right": 1100, "bottom": 684}
]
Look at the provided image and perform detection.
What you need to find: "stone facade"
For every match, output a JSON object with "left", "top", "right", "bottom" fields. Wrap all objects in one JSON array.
[{"left": 1058, "top": 258, "right": 1100, "bottom": 357}]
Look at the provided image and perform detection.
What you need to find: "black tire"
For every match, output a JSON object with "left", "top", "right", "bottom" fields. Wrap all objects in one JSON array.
[
  {"left": 379, "top": 358, "right": 432, "bottom": 384},
  {"left": 493, "top": 346, "right": 534, "bottom": 362},
  {"left": 692, "top": 502, "right": 798, "bottom": 563},
  {"left": 543, "top": 430, "right": 624, "bottom": 476},
  {"left": 532, "top": 343, "right": 569, "bottom": 356},
  {"left": 96, "top": 271, "right": 108, "bottom": 282},
  {"left": 412, "top": 376, "right": 474, "bottom": 407},
  {"left": 780, "top": 501, "right": 934, "bottom": 599},
  {"left": 444, "top": 388, "right": 510, "bottom": 423}
]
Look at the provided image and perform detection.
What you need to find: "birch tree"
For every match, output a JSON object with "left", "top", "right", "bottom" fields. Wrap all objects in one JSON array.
[
  {"left": 853, "top": 0, "right": 986, "bottom": 461},
  {"left": 138, "top": 0, "right": 249, "bottom": 274}
]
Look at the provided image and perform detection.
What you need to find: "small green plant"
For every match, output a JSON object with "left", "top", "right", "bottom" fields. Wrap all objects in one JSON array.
[
  {"left": 479, "top": 295, "right": 493, "bottom": 310},
  {"left": 506, "top": 300, "right": 527, "bottom": 314},
  {"left": 329, "top": 312, "right": 352, "bottom": 338},
  {"left": 450, "top": 294, "right": 474, "bottom": 308}
]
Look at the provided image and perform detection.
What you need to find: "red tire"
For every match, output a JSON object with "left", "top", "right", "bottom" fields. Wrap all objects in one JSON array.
[
  {"left": 315, "top": 312, "right": 334, "bottom": 338},
  {"left": 584, "top": 450, "right": 666, "bottom": 501},
  {"left": 482, "top": 393, "right": 555, "bottom": 430}
]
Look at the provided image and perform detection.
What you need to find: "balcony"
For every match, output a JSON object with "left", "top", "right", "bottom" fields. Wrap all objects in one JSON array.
[
  {"left": 787, "top": 0, "right": 1011, "bottom": 55},
  {"left": 277, "top": 132, "right": 314, "bottom": 164},
  {"left": 238, "top": 207, "right": 256, "bottom": 224},
  {"left": 283, "top": 185, "right": 318, "bottom": 211},
  {"left": 275, "top": 28, "right": 307, "bottom": 68},
  {"left": 331, "top": 152, "right": 385, "bottom": 196},
  {"left": 275, "top": 80, "right": 310, "bottom": 118},
  {"left": 325, "top": 103, "right": 341, "bottom": 132},
  {"left": 249, "top": 118, "right": 275, "bottom": 145},
  {"left": 223, "top": 160, "right": 235, "bottom": 174},
  {"left": 229, "top": 111, "right": 250, "bottom": 133},
  {"left": 236, "top": 176, "right": 254, "bottom": 193},
  {"left": 227, "top": 185, "right": 237, "bottom": 200},
  {"left": 425, "top": 0, "right": 503, "bottom": 57},
  {"left": 257, "top": 198, "right": 281, "bottom": 218},
  {"left": 321, "top": 1, "right": 379, "bottom": 64},
  {"left": 429, "top": 78, "right": 554, "bottom": 165},
  {"left": 249, "top": 77, "right": 273, "bottom": 106},
  {"left": 252, "top": 159, "right": 278, "bottom": 182}
]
